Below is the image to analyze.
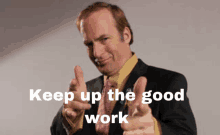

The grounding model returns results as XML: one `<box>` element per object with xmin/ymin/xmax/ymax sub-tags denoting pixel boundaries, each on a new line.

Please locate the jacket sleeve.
<box><xmin>159</xmin><ymin>74</ymin><xmax>197</xmax><ymax>135</ymax></box>
<box><xmin>50</xmin><ymin>106</ymin><xmax>68</xmax><ymax>135</ymax></box>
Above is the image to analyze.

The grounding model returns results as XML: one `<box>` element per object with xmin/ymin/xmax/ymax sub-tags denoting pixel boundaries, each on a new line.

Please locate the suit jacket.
<box><xmin>51</xmin><ymin>59</ymin><xmax>197</xmax><ymax>135</ymax></box>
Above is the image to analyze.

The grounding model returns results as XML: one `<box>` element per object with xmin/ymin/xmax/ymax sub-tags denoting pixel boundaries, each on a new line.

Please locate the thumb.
<box><xmin>135</xmin><ymin>103</ymin><xmax>151</xmax><ymax>116</ymax></box>
<box><xmin>128</xmin><ymin>102</ymin><xmax>151</xmax><ymax>117</ymax></box>
<box><xmin>128</xmin><ymin>76</ymin><xmax>147</xmax><ymax>116</ymax></box>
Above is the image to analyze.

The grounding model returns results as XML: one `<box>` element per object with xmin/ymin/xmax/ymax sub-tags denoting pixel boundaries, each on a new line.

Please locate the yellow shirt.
<box><xmin>63</xmin><ymin>54</ymin><xmax>161</xmax><ymax>135</ymax></box>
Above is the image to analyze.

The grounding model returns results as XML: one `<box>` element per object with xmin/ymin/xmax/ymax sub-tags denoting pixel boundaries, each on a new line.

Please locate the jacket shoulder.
<box><xmin>144</xmin><ymin>65</ymin><xmax>188</xmax><ymax>93</ymax></box>
<box><xmin>146</xmin><ymin>65</ymin><xmax>186</xmax><ymax>81</ymax></box>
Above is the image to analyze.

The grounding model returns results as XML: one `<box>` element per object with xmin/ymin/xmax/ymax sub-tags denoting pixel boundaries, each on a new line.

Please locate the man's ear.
<box><xmin>122</xmin><ymin>27</ymin><xmax>131</xmax><ymax>44</ymax></box>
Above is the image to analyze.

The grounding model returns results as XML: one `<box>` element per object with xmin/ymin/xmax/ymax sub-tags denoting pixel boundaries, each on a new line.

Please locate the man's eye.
<box><xmin>101</xmin><ymin>37</ymin><xmax>108</xmax><ymax>42</ymax></box>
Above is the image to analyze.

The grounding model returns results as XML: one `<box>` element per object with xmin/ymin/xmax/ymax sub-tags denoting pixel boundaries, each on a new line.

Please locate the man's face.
<box><xmin>82</xmin><ymin>9</ymin><xmax>132</xmax><ymax>76</ymax></box>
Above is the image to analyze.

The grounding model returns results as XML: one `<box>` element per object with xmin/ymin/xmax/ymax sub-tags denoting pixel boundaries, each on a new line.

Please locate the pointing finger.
<box><xmin>133</xmin><ymin>76</ymin><xmax>147</xmax><ymax>103</ymax></box>
<box><xmin>74</xmin><ymin>65</ymin><xmax>85</xmax><ymax>86</ymax></box>
<box><xmin>128</xmin><ymin>77</ymin><xmax>147</xmax><ymax>116</ymax></box>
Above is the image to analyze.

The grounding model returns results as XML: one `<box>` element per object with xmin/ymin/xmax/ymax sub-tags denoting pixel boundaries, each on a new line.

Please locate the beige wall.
<box><xmin>1</xmin><ymin>0</ymin><xmax>219</xmax><ymax>134</ymax></box>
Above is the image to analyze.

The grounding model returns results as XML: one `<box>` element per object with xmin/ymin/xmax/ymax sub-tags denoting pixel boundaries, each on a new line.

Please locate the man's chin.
<box><xmin>97</xmin><ymin>67</ymin><xmax>109</xmax><ymax>75</ymax></box>
<box><xmin>96</xmin><ymin>65</ymin><xmax>112</xmax><ymax>76</ymax></box>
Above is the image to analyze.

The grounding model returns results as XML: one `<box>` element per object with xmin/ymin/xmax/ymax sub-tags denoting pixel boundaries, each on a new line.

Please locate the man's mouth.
<box><xmin>95</xmin><ymin>57</ymin><xmax>111</xmax><ymax>66</ymax></box>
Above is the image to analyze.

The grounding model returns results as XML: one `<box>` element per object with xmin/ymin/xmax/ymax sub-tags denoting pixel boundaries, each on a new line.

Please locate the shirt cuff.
<box><xmin>62</xmin><ymin>108</ymin><xmax>85</xmax><ymax>134</ymax></box>
<box><xmin>153</xmin><ymin>117</ymin><xmax>162</xmax><ymax>135</ymax></box>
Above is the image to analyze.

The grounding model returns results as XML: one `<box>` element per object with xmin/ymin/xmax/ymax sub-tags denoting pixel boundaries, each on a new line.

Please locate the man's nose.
<box><xmin>93</xmin><ymin>42</ymin><xmax>104</xmax><ymax>58</ymax></box>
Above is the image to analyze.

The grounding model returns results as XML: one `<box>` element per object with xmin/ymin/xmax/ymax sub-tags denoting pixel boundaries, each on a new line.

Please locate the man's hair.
<box><xmin>76</xmin><ymin>2</ymin><xmax>134</xmax><ymax>45</ymax></box>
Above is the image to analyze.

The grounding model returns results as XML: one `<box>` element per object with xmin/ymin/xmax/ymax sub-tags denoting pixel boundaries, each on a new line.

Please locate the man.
<box><xmin>51</xmin><ymin>2</ymin><xmax>197</xmax><ymax>135</ymax></box>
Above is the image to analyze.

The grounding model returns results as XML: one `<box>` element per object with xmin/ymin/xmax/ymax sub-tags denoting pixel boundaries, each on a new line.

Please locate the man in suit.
<box><xmin>51</xmin><ymin>2</ymin><xmax>197</xmax><ymax>135</ymax></box>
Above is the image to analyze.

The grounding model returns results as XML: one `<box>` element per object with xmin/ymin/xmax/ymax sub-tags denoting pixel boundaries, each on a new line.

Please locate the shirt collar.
<box><xmin>104</xmin><ymin>53</ymin><xmax>138</xmax><ymax>88</ymax></box>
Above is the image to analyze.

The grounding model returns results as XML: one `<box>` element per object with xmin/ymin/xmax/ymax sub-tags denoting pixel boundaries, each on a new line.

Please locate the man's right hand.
<box><xmin>62</xmin><ymin>65</ymin><xmax>91</xmax><ymax>120</ymax></box>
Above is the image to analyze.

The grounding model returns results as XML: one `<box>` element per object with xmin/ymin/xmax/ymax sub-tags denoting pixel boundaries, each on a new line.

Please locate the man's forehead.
<box><xmin>80</xmin><ymin>9</ymin><xmax>115</xmax><ymax>31</ymax></box>
<box><xmin>81</xmin><ymin>12</ymin><xmax>117</xmax><ymax>40</ymax></box>
<box><xmin>85</xmin><ymin>9</ymin><xmax>113</xmax><ymax>22</ymax></box>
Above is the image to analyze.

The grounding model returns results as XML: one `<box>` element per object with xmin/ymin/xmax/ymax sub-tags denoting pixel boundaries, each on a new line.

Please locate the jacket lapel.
<box><xmin>86</xmin><ymin>75</ymin><xmax>104</xmax><ymax>114</ymax></box>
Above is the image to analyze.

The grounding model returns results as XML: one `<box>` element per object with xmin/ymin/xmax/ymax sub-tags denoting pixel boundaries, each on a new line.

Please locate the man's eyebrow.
<box><xmin>95</xmin><ymin>34</ymin><xmax>110</xmax><ymax>41</ymax></box>
<box><xmin>84</xmin><ymin>34</ymin><xmax>111</xmax><ymax>45</ymax></box>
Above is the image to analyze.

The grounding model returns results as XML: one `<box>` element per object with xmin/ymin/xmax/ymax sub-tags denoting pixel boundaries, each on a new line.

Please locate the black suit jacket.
<box><xmin>51</xmin><ymin>59</ymin><xmax>197</xmax><ymax>135</ymax></box>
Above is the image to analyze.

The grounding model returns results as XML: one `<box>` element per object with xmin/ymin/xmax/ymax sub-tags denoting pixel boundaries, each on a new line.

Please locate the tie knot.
<box><xmin>105</xmin><ymin>79</ymin><xmax>117</xmax><ymax>89</ymax></box>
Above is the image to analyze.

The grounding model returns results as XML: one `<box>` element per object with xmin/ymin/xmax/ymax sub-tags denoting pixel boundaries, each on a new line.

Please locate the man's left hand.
<box><xmin>121</xmin><ymin>77</ymin><xmax>155</xmax><ymax>135</ymax></box>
